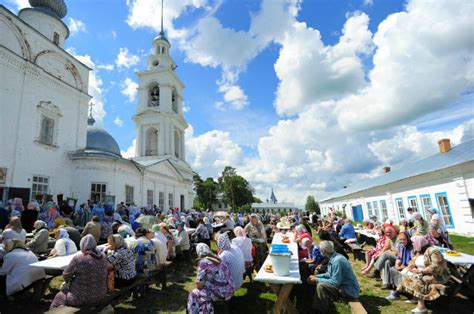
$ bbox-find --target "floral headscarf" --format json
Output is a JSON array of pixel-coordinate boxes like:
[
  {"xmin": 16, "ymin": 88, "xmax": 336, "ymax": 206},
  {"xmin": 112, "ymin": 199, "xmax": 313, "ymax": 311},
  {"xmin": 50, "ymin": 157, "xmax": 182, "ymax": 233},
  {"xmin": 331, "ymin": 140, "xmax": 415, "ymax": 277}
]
[
  {"xmin": 217, "ymin": 233, "xmax": 231, "ymax": 251},
  {"xmin": 412, "ymin": 235, "xmax": 429, "ymax": 253},
  {"xmin": 79, "ymin": 234, "xmax": 103, "ymax": 259},
  {"xmin": 397, "ymin": 231, "xmax": 413, "ymax": 266},
  {"xmin": 196, "ymin": 243, "xmax": 211, "ymax": 257}
]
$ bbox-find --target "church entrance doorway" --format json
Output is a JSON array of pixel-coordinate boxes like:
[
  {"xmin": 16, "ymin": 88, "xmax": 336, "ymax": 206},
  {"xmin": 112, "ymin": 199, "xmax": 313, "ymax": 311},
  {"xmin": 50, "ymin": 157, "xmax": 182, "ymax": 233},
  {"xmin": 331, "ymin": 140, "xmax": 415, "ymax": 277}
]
[{"xmin": 8, "ymin": 187, "xmax": 31, "ymax": 206}]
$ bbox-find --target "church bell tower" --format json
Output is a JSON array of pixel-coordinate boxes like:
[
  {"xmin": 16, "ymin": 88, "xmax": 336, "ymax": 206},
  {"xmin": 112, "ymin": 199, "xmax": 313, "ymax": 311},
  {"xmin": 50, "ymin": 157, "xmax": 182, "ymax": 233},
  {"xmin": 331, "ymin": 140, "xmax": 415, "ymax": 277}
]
[{"xmin": 132, "ymin": 0, "xmax": 187, "ymax": 161}]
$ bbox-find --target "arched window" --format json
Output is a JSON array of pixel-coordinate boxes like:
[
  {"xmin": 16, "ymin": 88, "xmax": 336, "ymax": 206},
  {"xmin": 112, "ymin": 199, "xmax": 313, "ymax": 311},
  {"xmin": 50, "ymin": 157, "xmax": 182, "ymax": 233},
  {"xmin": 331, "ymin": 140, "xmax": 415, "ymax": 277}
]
[
  {"xmin": 148, "ymin": 84, "xmax": 160, "ymax": 107},
  {"xmin": 145, "ymin": 127, "xmax": 158, "ymax": 156},
  {"xmin": 174, "ymin": 130, "xmax": 180, "ymax": 158},
  {"xmin": 172, "ymin": 89, "xmax": 178, "ymax": 113}
]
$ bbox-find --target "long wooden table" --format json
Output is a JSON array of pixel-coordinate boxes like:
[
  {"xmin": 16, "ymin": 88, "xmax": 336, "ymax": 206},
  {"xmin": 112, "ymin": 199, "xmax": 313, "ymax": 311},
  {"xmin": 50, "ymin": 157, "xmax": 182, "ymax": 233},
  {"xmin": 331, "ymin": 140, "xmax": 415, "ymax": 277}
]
[
  {"xmin": 435, "ymin": 246, "xmax": 474, "ymax": 297},
  {"xmin": 254, "ymin": 232, "xmax": 301, "ymax": 314}
]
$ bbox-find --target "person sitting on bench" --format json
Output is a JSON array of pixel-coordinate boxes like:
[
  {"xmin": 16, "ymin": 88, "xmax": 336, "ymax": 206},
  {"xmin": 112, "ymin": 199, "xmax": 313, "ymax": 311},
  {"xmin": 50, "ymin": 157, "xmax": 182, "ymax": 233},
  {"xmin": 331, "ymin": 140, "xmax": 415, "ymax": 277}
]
[
  {"xmin": 26, "ymin": 220, "xmax": 49, "ymax": 255},
  {"xmin": 308, "ymin": 240, "xmax": 360, "ymax": 313},
  {"xmin": 104, "ymin": 234, "xmax": 137, "ymax": 288}
]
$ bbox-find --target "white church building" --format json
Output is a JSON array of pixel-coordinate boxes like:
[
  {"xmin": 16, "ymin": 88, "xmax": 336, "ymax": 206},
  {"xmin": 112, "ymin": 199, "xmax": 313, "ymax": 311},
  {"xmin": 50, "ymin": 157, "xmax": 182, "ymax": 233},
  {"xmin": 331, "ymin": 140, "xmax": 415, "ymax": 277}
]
[{"xmin": 0, "ymin": 0, "xmax": 194, "ymax": 210}]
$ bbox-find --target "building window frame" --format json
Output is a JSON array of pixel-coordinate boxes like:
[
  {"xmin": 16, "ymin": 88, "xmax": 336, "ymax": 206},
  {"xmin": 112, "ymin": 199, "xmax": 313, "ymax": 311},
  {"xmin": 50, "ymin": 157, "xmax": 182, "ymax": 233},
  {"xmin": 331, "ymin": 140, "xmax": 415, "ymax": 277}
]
[
  {"xmin": 379, "ymin": 200, "xmax": 388, "ymax": 221},
  {"xmin": 35, "ymin": 101, "xmax": 61, "ymax": 149},
  {"xmin": 407, "ymin": 196, "xmax": 420, "ymax": 216},
  {"xmin": 168, "ymin": 193, "xmax": 174, "ymax": 209},
  {"xmin": 419, "ymin": 194, "xmax": 433, "ymax": 220},
  {"xmin": 435, "ymin": 192, "xmax": 454, "ymax": 228},
  {"xmin": 395, "ymin": 198, "xmax": 405, "ymax": 220},
  {"xmin": 147, "ymin": 189, "xmax": 154, "ymax": 207},
  {"xmin": 32, "ymin": 175, "xmax": 49, "ymax": 198},
  {"xmin": 158, "ymin": 191, "xmax": 165, "ymax": 211},
  {"xmin": 90, "ymin": 182, "xmax": 107, "ymax": 203},
  {"xmin": 366, "ymin": 202, "xmax": 373, "ymax": 218},
  {"xmin": 125, "ymin": 185, "xmax": 134, "ymax": 205}
]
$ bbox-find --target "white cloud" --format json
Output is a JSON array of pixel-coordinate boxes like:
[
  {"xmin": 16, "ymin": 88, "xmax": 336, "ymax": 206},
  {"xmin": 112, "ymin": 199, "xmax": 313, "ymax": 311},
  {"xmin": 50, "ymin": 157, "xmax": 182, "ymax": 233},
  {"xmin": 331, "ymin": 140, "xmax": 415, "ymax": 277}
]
[
  {"xmin": 363, "ymin": 0, "xmax": 374, "ymax": 6},
  {"xmin": 7, "ymin": 0, "xmax": 29, "ymax": 10},
  {"xmin": 114, "ymin": 116, "xmax": 124, "ymax": 127},
  {"xmin": 111, "ymin": 30, "xmax": 117, "ymax": 39},
  {"xmin": 121, "ymin": 139, "xmax": 136, "ymax": 159},
  {"xmin": 115, "ymin": 48, "xmax": 140, "ymax": 69},
  {"xmin": 72, "ymin": 53, "xmax": 106, "ymax": 124},
  {"xmin": 68, "ymin": 18, "xmax": 87, "ymax": 35},
  {"xmin": 335, "ymin": 0, "xmax": 474, "ymax": 131},
  {"xmin": 97, "ymin": 64, "xmax": 114, "ymax": 71},
  {"xmin": 121, "ymin": 78, "xmax": 138, "ymax": 102}
]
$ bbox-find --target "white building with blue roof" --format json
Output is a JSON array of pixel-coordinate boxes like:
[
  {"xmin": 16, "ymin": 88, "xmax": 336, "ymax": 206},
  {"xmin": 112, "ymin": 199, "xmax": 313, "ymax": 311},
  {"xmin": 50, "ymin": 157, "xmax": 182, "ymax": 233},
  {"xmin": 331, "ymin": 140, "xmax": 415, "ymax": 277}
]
[{"xmin": 320, "ymin": 139, "xmax": 474, "ymax": 235}]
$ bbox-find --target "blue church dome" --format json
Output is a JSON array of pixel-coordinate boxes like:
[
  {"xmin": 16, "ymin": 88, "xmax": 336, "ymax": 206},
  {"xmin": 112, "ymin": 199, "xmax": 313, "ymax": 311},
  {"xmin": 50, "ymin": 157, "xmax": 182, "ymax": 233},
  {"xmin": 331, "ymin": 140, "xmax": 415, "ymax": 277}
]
[{"xmin": 86, "ymin": 125, "xmax": 121, "ymax": 157}]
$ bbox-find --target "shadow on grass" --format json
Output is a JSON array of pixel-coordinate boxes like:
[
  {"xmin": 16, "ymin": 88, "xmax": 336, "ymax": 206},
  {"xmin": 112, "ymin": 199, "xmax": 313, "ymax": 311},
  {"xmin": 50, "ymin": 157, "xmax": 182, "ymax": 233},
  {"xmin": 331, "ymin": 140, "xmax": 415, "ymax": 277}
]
[
  {"xmin": 229, "ymin": 281, "xmax": 276, "ymax": 313},
  {"xmin": 359, "ymin": 295, "xmax": 390, "ymax": 314}
]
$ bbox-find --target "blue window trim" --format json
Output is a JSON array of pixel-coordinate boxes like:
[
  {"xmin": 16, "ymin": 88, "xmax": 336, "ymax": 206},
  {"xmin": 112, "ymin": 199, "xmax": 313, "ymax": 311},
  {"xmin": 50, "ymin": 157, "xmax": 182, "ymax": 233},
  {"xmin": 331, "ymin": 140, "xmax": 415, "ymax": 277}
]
[
  {"xmin": 379, "ymin": 200, "xmax": 388, "ymax": 219},
  {"xmin": 407, "ymin": 196, "xmax": 421, "ymax": 218},
  {"xmin": 419, "ymin": 194, "xmax": 432, "ymax": 219},
  {"xmin": 435, "ymin": 192, "xmax": 455, "ymax": 229},
  {"xmin": 395, "ymin": 197, "xmax": 405, "ymax": 221}
]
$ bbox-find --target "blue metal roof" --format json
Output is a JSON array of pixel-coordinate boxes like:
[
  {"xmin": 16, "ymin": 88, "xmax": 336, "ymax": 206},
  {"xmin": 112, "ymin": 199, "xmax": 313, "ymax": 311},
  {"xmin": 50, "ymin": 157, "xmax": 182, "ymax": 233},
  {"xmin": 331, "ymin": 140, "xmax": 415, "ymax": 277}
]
[
  {"xmin": 322, "ymin": 139, "xmax": 474, "ymax": 202},
  {"xmin": 86, "ymin": 125, "xmax": 121, "ymax": 157}
]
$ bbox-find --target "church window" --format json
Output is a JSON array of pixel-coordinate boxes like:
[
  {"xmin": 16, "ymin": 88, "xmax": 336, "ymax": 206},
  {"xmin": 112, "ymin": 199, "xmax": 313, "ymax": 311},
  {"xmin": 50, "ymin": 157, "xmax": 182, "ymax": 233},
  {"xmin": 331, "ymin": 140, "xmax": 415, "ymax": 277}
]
[
  {"xmin": 158, "ymin": 192, "xmax": 165, "ymax": 211},
  {"xmin": 125, "ymin": 185, "xmax": 134, "ymax": 204},
  {"xmin": 39, "ymin": 115, "xmax": 55, "ymax": 145},
  {"xmin": 147, "ymin": 189, "xmax": 154, "ymax": 207},
  {"xmin": 149, "ymin": 84, "xmax": 160, "ymax": 107},
  {"xmin": 168, "ymin": 193, "xmax": 174, "ymax": 208},
  {"xmin": 172, "ymin": 90, "xmax": 178, "ymax": 113},
  {"xmin": 145, "ymin": 127, "xmax": 158, "ymax": 156},
  {"xmin": 32, "ymin": 176, "xmax": 49, "ymax": 198},
  {"xmin": 90, "ymin": 183, "xmax": 106, "ymax": 203},
  {"xmin": 53, "ymin": 32, "xmax": 59, "ymax": 45},
  {"xmin": 174, "ymin": 130, "xmax": 180, "ymax": 158}
]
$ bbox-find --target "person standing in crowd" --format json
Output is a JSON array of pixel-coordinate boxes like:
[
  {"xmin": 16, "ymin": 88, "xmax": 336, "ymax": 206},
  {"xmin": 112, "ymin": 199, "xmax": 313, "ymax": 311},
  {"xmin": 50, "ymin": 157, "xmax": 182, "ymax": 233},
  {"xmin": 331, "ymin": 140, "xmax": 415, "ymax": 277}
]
[
  {"xmin": 0, "ymin": 239, "xmax": 45, "ymax": 296},
  {"xmin": 26, "ymin": 220, "xmax": 49, "ymax": 255},
  {"xmin": 308, "ymin": 241, "xmax": 360, "ymax": 313},
  {"xmin": 82, "ymin": 215, "xmax": 101, "ymax": 243},
  {"xmin": 104, "ymin": 234, "xmax": 137, "ymax": 288},
  {"xmin": 187, "ymin": 243, "xmax": 234, "ymax": 314},
  {"xmin": 50, "ymin": 235, "xmax": 109, "ymax": 309},
  {"xmin": 2, "ymin": 217, "xmax": 27, "ymax": 243},
  {"xmin": 232, "ymin": 226, "xmax": 253, "ymax": 280},
  {"xmin": 244, "ymin": 214, "xmax": 267, "ymax": 271},
  {"xmin": 49, "ymin": 229, "xmax": 78, "ymax": 258},
  {"xmin": 300, "ymin": 216, "xmax": 313, "ymax": 237},
  {"xmin": 176, "ymin": 222, "xmax": 191, "ymax": 263}
]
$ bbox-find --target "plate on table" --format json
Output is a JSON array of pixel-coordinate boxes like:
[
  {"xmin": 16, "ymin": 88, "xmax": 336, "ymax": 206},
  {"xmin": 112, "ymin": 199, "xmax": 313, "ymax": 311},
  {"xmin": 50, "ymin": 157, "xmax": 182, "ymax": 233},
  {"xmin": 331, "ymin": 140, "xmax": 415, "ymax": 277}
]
[
  {"xmin": 305, "ymin": 259, "xmax": 315, "ymax": 264},
  {"xmin": 264, "ymin": 264, "xmax": 274, "ymax": 273},
  {"xmin": 445, "ymin": 250, "xmax": 461, "ymax": 257}
]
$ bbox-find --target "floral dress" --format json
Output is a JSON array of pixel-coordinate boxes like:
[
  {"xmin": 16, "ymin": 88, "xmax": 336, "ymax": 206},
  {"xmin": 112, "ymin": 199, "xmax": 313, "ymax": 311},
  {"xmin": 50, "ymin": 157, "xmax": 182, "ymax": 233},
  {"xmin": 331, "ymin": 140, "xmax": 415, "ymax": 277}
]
[
  {"xmin": 397, "ymin": 247, "xmax": 450, "ymax": 300},
  {"xmin": 367, "ymin": 235, "xmax": 387, "ymax": 259},
  {"xmin": 187, "ymin": 257, "xmax": 235, "ymax": 314}
]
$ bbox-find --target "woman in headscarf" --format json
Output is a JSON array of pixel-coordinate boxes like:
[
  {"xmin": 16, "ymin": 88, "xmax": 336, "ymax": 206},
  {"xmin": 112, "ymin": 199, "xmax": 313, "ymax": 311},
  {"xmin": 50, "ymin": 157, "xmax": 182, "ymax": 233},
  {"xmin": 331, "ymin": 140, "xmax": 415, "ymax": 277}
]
[
  {"xmin": 127, "ymin": 228, "xmax": 160, "ymax": 277},
  {"xmin": 0, "ymin": 239, "xmax": 45, "ymax": 296},
  {"xmin": 39, "ymin": 203, "xmax": 61, "ymax": 229},
  {"xmin": 104, "ymin": 234, "xmax": 136, "ymax": 288},
  {"xmin": 50, "ymin": 235, "xmax": 109, "ymax": 309},
  {"xmin": 203, "ymin": 217, "xmax": 213, "ymax": 236},
  {"xmin": 293, "ymin": 224, "xmax": 312, "ymax": 259},
  {"xmin": 244, "ymin": 214, "xmax": 267, "ymax": 271},
  {"xmin": 187, "ymin": 243, "xmax": 234, "ymax": 314},
  {"xmin": 217, "ymin": 233, "xmax": 245, "ymax": 290},
  {"xmin": 426, "ymin": 224, "xmax": 452, "ymax": 249},
  {"xmin": 385, "ymin": 231, "xmax": 413, "ymax": 298},
  {"xmin": 192, "ymin": 219, "xmax": 210, "ymax": 246},
  {"xmin": 49, "ymin": 228, "xmax": 78, "ymax": 258},
  {"xmin": 152, "ymin": 224, "xmax": 169, "ymax": 261},
  {"xmin": 396, "ymin": 236, "xmax": 450, "ymax": 313},
  {"xmin": 26, "ymin": 220, "xmax": 49, "ymax": 255},
  {"xmin": 159, "ymin": 223, "xmax": 176, "ymax": 259},
  {"xmin": 413, "ymin": 213, "xmax": 429, "ymax": 236},
  {"xmin": 2, "ymin": 217, "xmax": 27, "ymax": 243},
  {"xmin": 232, "ymin": 226, "xmax": 253, "ymax": 280},
  {"xmin": 361, "ymin": 227, "xmax": 388, "ymax": 274}
]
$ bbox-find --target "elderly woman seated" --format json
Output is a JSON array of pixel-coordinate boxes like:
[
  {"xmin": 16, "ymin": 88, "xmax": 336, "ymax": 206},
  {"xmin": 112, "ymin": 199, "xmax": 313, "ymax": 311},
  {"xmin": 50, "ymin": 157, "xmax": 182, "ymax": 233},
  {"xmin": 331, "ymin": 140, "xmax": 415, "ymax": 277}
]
[
  {"xmin": 294, "ymin": 225, "xmax": 312, "ymax": 259},
  {"xmin": 2, "ymin": 217, "xmax": 27, "ymax": 243},
  {"xmin": 217, "ymin": 233, "xmax": 245, "ymax": 290},
  {"xmin": 396, "ymin": 236, "xmax": 450, "ymax": 313},
  {"xmin": 49, "ymin": 229, "xmax": 78, "ymax": 258},
  {"xmin": 361, "ymin": 227, "xmax": 390, "ymax": 275},
  {"xmin": 0, "ymin": 239, "xmax": 45, "ymax": 297},
  {"xmin": 232, "ymin": 227, "xmax": 253, "ymax": 280},
  {"xmin": 187, "ymin": 243, "xmax": 234, "ymax": 314},
  {"xmin": 26, "ymin": 220, "xmax": 49, "ymax": 255},
  {"xmin": 50, "ymin": 235, "xmax": 109, "ymax": 309},
  {"xmin": 426, "ymin": 224, "xmax": 452, "ymax": 249},
  {"xmin": 385, "ymin": 231, "xmax": 413, "ymax": 298},
  {"xmin": 127, "ymin": 228, "xmax": 160, "ymax": 277},
  {"xmin": 104, "ymin": 234, "xmax": 137, "ymax": 288}
]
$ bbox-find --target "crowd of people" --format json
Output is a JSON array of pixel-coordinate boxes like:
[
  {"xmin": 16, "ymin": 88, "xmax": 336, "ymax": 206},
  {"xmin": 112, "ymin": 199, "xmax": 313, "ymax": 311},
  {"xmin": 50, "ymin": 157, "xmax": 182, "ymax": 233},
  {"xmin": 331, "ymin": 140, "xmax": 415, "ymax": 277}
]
[{"xmin": 0, "ymin": 197, "xmax": 460, "ymax": 313}]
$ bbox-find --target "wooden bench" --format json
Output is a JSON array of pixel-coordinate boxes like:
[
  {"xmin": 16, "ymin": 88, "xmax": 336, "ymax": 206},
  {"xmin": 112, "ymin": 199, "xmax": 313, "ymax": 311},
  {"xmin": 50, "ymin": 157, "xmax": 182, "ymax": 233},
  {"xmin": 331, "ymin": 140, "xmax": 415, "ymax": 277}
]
[
  {"xmin": 32, "ymin": 275, "xmax": 54, "ymax": 302},
  {"xmin": 346, "ymin": 243, "xmax": 364, "ymax": 262},
  {"xmin": 349, "ymin": 301, "xmax": 367, "ymax": 314}
]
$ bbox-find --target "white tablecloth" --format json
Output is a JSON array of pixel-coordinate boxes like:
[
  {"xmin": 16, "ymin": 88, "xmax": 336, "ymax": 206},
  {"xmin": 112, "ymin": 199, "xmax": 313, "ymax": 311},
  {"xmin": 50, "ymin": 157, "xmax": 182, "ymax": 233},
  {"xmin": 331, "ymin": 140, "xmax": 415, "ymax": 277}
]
[
  {"xmin": 355, "ymin": 229, "xmax": 380, "ymax": 240},
  {"xmin": 435, "ymin": 247, "xmax": 474, "ymax": 266},
  {"xmin": 212, "ymin": 223, "xmax": 224, "ymax": 228},
  {"xmin": 254, "ymin": 232, "xmax": 302, "ymax": 284},
  {"xmin": 29, "ymin": 244, "xmax": 107, "ymax": 270}
]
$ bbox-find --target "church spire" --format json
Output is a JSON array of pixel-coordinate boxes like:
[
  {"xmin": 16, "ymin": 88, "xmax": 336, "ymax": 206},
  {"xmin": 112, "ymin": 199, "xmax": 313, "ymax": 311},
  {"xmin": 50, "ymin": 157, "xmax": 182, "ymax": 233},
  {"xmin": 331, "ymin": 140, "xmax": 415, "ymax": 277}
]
[
  {"xmin": 87, "ymin": 102, "xmax": 95, "ymax": 126},
  {"xmin": 154, "ymin": 0, "xmax": 169, "ymax": 45},
  {"xmin": 270, "ymin": 188, "xmax": 278, "ymax": 204}
]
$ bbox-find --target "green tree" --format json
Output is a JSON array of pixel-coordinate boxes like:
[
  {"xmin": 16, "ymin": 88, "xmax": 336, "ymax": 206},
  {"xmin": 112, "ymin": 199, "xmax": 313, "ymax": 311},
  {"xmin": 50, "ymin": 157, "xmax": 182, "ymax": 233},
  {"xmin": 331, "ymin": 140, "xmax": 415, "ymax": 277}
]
[
  {"xmin": 305, "ymin": 195, "xmax": 321, "ymax": 214},
  {"xmin": 253, "ymin": 197, "xmax": 263, "ymax": 203},
  {"xmin": 193, "ymin": 174, "xmax": 219, "ymax": 209},
  {"xmin": 218, "ymin": 166, "xmax": 254, "ymax": 209}
]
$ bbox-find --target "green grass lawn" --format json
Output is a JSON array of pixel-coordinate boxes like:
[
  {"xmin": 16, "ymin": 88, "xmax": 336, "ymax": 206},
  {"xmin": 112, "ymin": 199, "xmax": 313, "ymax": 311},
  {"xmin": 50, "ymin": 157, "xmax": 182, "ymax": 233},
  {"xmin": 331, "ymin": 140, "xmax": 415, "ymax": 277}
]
[{"xmin": 2, "ymin": 231, "xmax": 474, "ymax": 314}]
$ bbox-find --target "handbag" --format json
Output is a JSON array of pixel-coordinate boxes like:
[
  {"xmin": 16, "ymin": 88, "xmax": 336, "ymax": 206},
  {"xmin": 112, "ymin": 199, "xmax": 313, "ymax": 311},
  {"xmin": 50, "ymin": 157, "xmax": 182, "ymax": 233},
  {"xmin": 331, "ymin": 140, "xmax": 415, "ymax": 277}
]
[{"xmin": 107, "ymin": 268, "xmax": 115, "ymax": 292}]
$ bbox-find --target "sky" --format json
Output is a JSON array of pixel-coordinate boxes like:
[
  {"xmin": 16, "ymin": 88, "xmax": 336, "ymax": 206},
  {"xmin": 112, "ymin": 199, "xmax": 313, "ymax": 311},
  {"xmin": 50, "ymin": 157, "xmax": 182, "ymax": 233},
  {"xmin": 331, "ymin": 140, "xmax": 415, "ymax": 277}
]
[{"xmin": 3, "ymin": 0, "xmax": 474, "ymax": 206}]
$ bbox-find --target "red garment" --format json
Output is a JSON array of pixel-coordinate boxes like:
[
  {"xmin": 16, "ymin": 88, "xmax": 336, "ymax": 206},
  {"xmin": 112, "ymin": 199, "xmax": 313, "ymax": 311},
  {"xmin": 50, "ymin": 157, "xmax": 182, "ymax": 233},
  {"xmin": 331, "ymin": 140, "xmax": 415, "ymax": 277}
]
[{"xmin": 297, "ymin": 233, "xmax": 312, "ymax": 259}]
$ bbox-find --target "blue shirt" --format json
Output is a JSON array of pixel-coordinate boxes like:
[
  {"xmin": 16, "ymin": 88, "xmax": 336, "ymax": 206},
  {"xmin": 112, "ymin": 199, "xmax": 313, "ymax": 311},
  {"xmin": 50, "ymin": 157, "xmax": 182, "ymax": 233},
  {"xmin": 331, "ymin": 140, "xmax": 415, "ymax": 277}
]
[
  {"xmin": 339, "ymin": 223, "xmax": 356, "ymax": 240},
  {"xmin": 317, "ymin": 252, "xmax": 360, "ymax": 299},
  {"xmin": 308, "ymin": 245, "xmax": 324, "ymax": 264}
]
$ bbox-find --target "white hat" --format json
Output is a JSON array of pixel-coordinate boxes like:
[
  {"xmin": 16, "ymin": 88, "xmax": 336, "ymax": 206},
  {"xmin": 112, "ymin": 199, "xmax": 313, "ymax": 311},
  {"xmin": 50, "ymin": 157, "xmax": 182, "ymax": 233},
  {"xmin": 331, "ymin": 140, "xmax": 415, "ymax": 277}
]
[
  {"xmin": 301, "ymin": 237, "xmax": 312, "ymax": 249},
  {"xmin": 413, "ymin": 212, "xmax": 422, "ymax": 219}
]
